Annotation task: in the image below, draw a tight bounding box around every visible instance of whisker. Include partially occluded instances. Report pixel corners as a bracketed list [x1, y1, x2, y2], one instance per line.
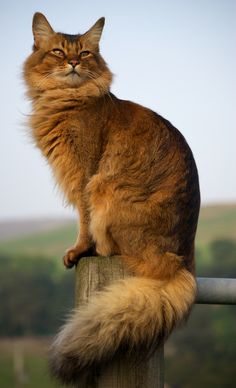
[36, 69, 67, 89]
[83, 69, 113, 102]
[35, 66, 113, 106]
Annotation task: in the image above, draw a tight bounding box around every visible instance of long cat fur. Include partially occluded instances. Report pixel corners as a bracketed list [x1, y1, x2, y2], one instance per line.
[24, 12, 200, 385]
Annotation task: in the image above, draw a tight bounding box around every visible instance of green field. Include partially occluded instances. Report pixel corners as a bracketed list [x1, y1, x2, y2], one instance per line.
[0, 223, 77, 260]
[0, 203, 236, 387]
[0, 338, 60, 388]
[196, 203, 236, 244]
[0, 203, 236, 260]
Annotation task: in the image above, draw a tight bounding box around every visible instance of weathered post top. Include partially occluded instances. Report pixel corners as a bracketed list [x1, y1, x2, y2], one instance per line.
[75, 256, 164, 388]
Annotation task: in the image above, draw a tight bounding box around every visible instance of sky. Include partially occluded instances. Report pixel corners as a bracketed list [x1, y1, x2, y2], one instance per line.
[0, 0, 235, 220]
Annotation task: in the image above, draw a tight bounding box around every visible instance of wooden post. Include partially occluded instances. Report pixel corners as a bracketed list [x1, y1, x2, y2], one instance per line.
[75, 256, 164, 388]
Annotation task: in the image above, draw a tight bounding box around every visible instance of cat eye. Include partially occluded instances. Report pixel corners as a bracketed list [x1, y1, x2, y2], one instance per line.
[51, 48, 65, 57]
[80, 51, 91, 58]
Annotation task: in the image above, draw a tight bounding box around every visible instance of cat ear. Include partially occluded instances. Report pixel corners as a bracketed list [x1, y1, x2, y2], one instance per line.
[32, 12, 54, 48]
[82, 17, 105, 48]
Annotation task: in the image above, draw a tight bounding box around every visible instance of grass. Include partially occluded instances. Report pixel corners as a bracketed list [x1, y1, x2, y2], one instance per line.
[0, 223, 77, 259]
[0, 338, 61, 388]
[196, 204, 236, 244]
[0, 204, 235, 262]
[0, 356, 59, 388]
[0, 203, 235, 386]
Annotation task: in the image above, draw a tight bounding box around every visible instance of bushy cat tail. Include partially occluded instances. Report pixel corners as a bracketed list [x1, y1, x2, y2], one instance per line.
[49, 267, 196, 385]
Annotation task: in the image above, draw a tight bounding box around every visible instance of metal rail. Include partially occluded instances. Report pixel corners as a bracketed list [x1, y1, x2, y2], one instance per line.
[196, 277, 236, 305]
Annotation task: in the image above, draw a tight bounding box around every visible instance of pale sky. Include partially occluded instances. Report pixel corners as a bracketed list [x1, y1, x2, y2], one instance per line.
[0, 0, 235, 220]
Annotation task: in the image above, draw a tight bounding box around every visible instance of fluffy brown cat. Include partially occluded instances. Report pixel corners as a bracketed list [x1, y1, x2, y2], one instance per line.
[24, 12, 200, 385]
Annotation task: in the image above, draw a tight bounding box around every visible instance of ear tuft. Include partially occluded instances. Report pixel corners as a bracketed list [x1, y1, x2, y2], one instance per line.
[83, 17, 105, 47]
[32, 12, 54, 47]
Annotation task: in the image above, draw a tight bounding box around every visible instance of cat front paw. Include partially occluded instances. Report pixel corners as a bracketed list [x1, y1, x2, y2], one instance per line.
[63, 248, 79, 268]
[63, 244, 97, 268]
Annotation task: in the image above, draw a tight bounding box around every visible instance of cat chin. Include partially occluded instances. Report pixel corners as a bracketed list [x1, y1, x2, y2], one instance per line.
[55, 73, 83, 87]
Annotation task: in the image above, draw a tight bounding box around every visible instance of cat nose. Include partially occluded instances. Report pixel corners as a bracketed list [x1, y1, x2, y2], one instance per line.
[69, 59, 79, 68]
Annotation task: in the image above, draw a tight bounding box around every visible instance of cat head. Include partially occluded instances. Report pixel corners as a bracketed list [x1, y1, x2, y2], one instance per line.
[24, 13, 112, 94]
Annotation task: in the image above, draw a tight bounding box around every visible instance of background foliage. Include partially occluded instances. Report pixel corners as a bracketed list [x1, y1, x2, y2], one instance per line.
[0, 204, 235, 387]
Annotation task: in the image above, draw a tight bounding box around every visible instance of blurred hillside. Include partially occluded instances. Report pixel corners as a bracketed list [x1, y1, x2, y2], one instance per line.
[0, 203, 236, 387]
[196, 203, 236, 244]
[0, 219, 76, 259]
[0, 218, 74, 243]
[0, 203, 236, 260]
